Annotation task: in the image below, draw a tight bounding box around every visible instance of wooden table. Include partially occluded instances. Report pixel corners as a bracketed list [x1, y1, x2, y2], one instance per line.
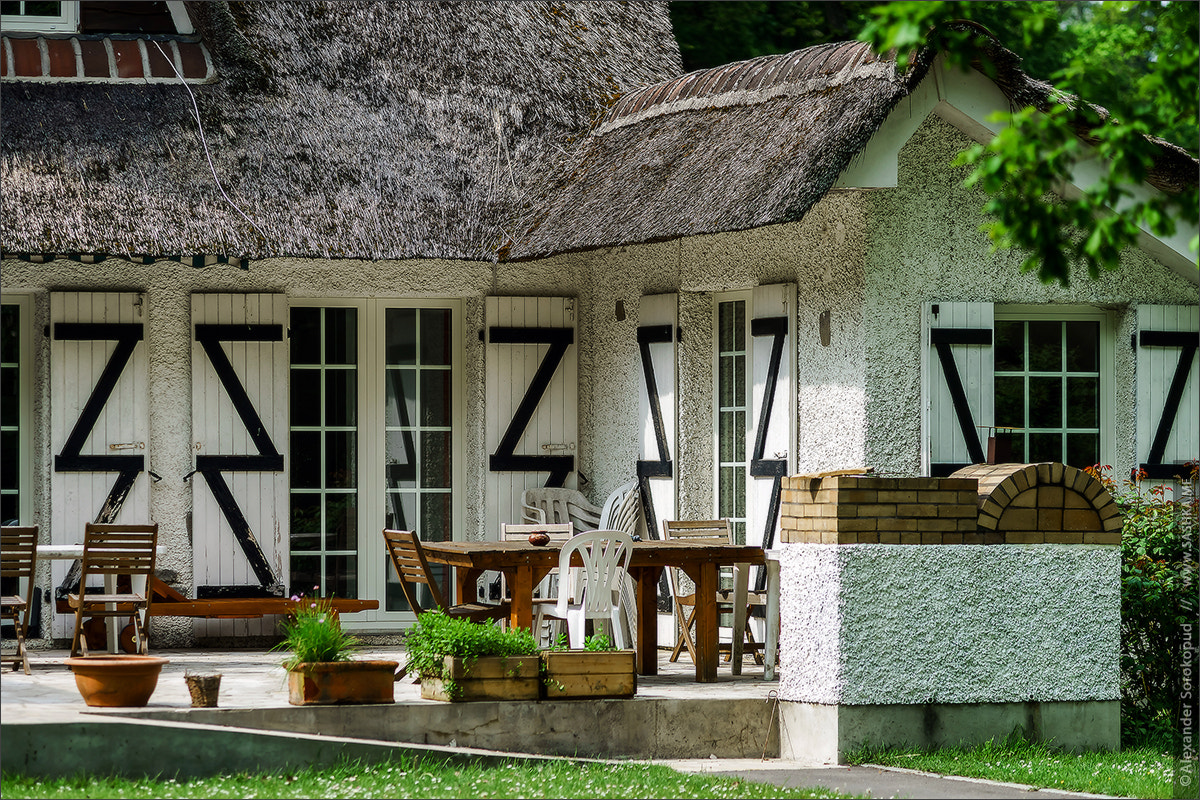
[420, 539, 766, 683]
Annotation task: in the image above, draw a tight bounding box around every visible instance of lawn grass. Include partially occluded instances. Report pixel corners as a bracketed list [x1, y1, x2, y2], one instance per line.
[0, 756, 855, 800]
[847, 737, 1185, 799]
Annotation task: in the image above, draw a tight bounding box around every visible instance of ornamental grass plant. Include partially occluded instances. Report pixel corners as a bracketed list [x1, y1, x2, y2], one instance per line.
[273, 593, 361, 671]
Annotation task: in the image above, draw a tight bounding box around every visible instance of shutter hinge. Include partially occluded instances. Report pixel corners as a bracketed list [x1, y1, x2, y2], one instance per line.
[1131, 333, 1137, 350]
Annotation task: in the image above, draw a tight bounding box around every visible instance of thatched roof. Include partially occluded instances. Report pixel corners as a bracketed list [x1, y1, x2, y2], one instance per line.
[505, 31, 1199, 261]
[0, 1, 681, 262]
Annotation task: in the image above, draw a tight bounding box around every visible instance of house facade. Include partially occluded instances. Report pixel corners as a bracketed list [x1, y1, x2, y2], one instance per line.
[3, 2, 1196, 650]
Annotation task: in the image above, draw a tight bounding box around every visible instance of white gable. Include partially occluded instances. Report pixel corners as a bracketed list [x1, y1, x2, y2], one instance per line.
[835, 54, 1198, 281]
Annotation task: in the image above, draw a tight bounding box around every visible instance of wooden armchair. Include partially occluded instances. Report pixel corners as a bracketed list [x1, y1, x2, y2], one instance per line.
[1, 525, 38, 674]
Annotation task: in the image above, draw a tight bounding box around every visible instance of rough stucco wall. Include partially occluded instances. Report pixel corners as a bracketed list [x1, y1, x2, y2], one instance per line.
[1, 254, 572, 643]
[778, 543, 1121, 705]
[864, 115, 1199, 477]
[574, 195, 873, 525]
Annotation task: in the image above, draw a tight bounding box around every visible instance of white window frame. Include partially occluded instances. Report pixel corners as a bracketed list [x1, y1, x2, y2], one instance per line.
[994, 304, 1114, 467]
[1, 1, 79, 33]
[1, 293, 33, 526]
[288, 298, 463, 629]
[711, 290, 752, 540]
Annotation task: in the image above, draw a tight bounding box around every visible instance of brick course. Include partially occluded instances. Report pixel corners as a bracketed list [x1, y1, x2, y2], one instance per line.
[780, 463, 1122, 546]
[780, 474, 978, 544]
[0, 35, 212, 83]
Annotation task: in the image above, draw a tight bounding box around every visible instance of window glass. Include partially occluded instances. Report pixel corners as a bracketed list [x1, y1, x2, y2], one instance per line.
[1028, 320, 1062, 371]
[993, 314, 1102, 468]
[1065, 321, 1099, 371]
[994, 320, 1024, 371]
[716, 300, 748, 542]
[1, 0, 77, 33]
[384, 307, 454, 612]
[289, 302, 457, 616]
[289, 306, 359, 597]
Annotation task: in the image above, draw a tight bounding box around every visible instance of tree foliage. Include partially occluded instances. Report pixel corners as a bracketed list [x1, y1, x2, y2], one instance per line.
[670, 1, 1200, 285]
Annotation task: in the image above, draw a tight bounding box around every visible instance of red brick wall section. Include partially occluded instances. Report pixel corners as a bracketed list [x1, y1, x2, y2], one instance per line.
[780, 463, 1121, 545]
[0, 36, 212, 82]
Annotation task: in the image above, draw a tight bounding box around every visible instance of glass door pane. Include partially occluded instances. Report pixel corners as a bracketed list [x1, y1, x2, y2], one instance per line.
[289, 307, 359, 599]
[384, 307, 453, 613]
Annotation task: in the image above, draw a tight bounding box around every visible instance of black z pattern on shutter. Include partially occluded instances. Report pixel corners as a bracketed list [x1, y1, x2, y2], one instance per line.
[193, 323, 284, 597]
[487, 327, 575, 488]
[53, 323, 145, 522]
[930, 327, 992, 476]
[635, 324, 674, 542]
[1138, 329, 1198, 480]
[750, 316, 788, 591]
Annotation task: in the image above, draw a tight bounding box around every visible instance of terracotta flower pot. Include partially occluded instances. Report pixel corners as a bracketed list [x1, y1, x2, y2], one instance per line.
[65, 654, 170, 707]
[286, 660, 399, 705]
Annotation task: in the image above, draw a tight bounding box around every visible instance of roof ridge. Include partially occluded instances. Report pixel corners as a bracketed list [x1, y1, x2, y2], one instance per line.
[597, 40, 889, 135]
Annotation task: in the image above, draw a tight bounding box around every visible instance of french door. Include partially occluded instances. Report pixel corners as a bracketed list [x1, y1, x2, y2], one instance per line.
[288, 299, 462, 628]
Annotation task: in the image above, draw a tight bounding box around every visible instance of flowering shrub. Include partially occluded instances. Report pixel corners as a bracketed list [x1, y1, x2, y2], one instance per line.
[273, 591, 361, 671]
[1087, 464, 1198, 749]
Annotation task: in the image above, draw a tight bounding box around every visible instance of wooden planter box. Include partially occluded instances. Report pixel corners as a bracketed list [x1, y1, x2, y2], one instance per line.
[420, 655, 540, 702]
[540, 650, 637, 699]
[287, 660, 398, 705]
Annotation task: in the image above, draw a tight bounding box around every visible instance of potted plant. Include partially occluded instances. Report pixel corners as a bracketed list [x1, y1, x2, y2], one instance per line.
[539, 633, 637, 699]
[275, 593, 398, 705]
[402, 611, 540, 701]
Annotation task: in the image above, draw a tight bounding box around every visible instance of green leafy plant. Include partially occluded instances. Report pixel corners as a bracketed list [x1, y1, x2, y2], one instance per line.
[584, 634, 617, 652]
[542, 632, 618, 652]
[402, 611, 538, 698]
[1086, 463, 1198, 750]
[272, 593, 361, 671]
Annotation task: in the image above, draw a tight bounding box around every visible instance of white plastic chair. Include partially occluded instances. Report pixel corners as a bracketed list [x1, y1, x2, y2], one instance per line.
[534, 529, 633, 649]
[598, 479, 642, 539]
[520, 487, 601, 533]
[597, 479, 642, 647]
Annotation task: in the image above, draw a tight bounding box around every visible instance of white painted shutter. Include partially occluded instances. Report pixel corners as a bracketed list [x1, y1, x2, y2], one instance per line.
[484, 297, 578, 541]
[191, 294, 288, 638]
[637, 294, 677, 539]
[922, 302, 994, 476]
[1136, 305, 1199, 480]
[50, 291, 149, 639]
[748, 284, 796, 555]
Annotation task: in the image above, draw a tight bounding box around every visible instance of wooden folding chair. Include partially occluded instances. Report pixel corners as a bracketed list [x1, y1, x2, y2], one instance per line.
[2, 526, 38, 674]
[382, 529, 510, 624]
[661, 519, 766, 665]
[69, 522, 158, 657]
